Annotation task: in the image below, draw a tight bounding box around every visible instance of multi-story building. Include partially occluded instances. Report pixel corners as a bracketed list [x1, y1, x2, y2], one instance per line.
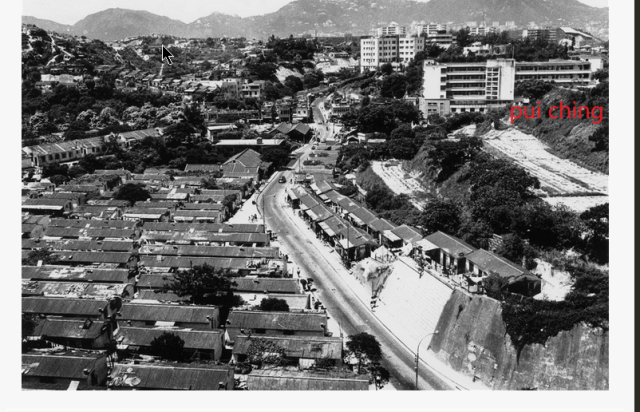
[376, 23, 406, 36]
[421, 58, 593, 115]
[514, 60, 592, 84]
[426, 31, 455, 49]
[413, 22, 448, 36]
[360, 34, 424, 72]
[360, 36, 398, 72]
[240, 81, 263, 99]
[398, 36, 425, 63]
[421, 58, 516, 115]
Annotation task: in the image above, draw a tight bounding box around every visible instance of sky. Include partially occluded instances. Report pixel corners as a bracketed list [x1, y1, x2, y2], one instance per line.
[22, 0, 609, 25]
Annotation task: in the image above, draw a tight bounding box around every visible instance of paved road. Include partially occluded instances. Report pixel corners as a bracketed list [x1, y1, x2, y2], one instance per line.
[258, 157, 452, 391]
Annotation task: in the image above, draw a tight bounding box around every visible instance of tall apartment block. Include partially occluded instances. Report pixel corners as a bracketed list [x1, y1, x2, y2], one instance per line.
[360, 35, 425, 73]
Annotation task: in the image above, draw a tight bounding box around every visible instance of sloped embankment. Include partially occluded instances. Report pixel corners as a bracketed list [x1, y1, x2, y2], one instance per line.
[428, 290, 609, 390]
[514, 89, 608, 174]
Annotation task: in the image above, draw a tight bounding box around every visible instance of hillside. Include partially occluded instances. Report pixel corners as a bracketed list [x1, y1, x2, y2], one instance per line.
[513, 87, 609, 174]
[22, 25, 146, 69]
[23, 0, 608, 40]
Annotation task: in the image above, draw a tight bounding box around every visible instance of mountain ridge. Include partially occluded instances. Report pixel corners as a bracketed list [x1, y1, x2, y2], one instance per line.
[23, 0, 608, 40]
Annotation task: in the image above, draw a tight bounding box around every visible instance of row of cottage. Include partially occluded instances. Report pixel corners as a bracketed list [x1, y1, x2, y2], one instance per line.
[22, 148, 370, 390]
[288, 175, 541, 297]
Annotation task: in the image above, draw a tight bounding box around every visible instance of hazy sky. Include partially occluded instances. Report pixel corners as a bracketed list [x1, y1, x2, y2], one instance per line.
[22, 0, 610, 25]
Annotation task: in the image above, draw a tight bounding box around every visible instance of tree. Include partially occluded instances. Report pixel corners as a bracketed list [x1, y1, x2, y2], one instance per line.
[379, 63, 393, 75]
[261, 146, 292, 170]
[22, 313, 38, 341]
[149, 332, 185, 361]
[390, 123, 415, 140]
[42, 162, 69, 179]
[22, 250, 59, 266]
[303, 71, 323, 89]
[579, 203, 609, 264]
[114, 183, 150, 205]
[284, 75, 304, 94]
[370, 363, 390, 390]
[514, 80, 555, 100]
[345, 332, 382, 373]
[244, 337, 288, 369]
[160, 263, 237, 305]
[483, 272, 511, 301]
[420, 199, 462, 235]
[259, 298, 290, 312]
[495, 233, 537, 270]
[381, 73, 408, 98]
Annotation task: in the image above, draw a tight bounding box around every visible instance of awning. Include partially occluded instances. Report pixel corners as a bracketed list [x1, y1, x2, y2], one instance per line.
[319, 222, 336, 237]
[286, 188, 299, 200]
[310, 183, 321, 194]
[305, 210, 319, 221]
[348, 213, 365, 226]
[383, 230, 401, 242]
[338, 238, 354, 249]
[319, 194, 330, 203]
[300, 204, 310, 211]
[415, 239, 439, 251]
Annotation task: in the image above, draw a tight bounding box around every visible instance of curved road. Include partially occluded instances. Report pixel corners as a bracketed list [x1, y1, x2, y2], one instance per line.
[258, 162, 453, 391]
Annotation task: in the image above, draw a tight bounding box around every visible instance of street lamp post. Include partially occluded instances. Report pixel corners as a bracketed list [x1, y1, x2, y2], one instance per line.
[415, 330, 439, 390]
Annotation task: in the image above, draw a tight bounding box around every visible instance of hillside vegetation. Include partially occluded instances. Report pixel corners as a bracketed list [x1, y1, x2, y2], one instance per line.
[513, 84, 609, 174]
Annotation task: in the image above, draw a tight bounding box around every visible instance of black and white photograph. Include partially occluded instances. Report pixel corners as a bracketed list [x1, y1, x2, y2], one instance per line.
[7, 0, 635, 410]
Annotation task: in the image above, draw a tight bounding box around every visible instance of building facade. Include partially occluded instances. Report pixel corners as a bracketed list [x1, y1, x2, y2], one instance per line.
[422, 58, 516, 114]
[360, 35, 424, 72]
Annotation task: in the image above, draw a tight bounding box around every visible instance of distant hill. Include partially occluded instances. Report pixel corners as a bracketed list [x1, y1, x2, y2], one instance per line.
[23, 0, 608, 40]
[23, 16, 73, 34]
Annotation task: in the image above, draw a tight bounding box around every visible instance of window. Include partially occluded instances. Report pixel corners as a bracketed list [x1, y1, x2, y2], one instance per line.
[283, 330, 294, 335]
[254, 328, 266, 334]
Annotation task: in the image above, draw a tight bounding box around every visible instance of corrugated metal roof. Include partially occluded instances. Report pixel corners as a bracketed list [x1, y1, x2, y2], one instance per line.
[421, 231, 476, 257]
[142, 231, 269, 245]
[119, 303, 218, 324]
[141, 222, 263, 233]
[109, 363, 232, 390]
[247, 370, 368, 390]
[53, 251, 132, 264]
[48, 219, 136, 229]
[22, 297, 109, 317]
[22, 353, 103, 379]
[116, 326, 222, 350]
[139, 245, 280, 259]
[233, 335, 342, 359]
[232, 278, 301, 294]
[22, 280, 133, 299]
[227, 310, 326, 332]
[22, 265, 131, 283]
[31, 318, 108, 340]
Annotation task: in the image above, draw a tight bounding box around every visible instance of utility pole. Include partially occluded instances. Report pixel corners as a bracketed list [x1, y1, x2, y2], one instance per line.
[415, 331, 439, 390]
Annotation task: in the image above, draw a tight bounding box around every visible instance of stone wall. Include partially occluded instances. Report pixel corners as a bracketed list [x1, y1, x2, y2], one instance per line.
[428, 290, 609, 390]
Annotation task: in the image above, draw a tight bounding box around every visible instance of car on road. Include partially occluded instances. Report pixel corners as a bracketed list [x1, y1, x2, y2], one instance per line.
[278, 176, 287, 183]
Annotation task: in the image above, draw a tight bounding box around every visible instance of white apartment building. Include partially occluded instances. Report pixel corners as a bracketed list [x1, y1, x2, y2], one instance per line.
[413, 22, 448, 36]
[360, 35, 424, 72]
[421, 58, 593, 115]
[398, 36, 425, 63]
[377, 23, 407, 36]
[421, 58, 516, 115]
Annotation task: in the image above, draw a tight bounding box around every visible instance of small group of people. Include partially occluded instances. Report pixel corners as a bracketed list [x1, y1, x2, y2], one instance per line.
[249, 214, 259, 222]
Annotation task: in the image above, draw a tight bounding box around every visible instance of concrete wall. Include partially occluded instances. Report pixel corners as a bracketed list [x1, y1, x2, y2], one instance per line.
[428, 290, 609, 390]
